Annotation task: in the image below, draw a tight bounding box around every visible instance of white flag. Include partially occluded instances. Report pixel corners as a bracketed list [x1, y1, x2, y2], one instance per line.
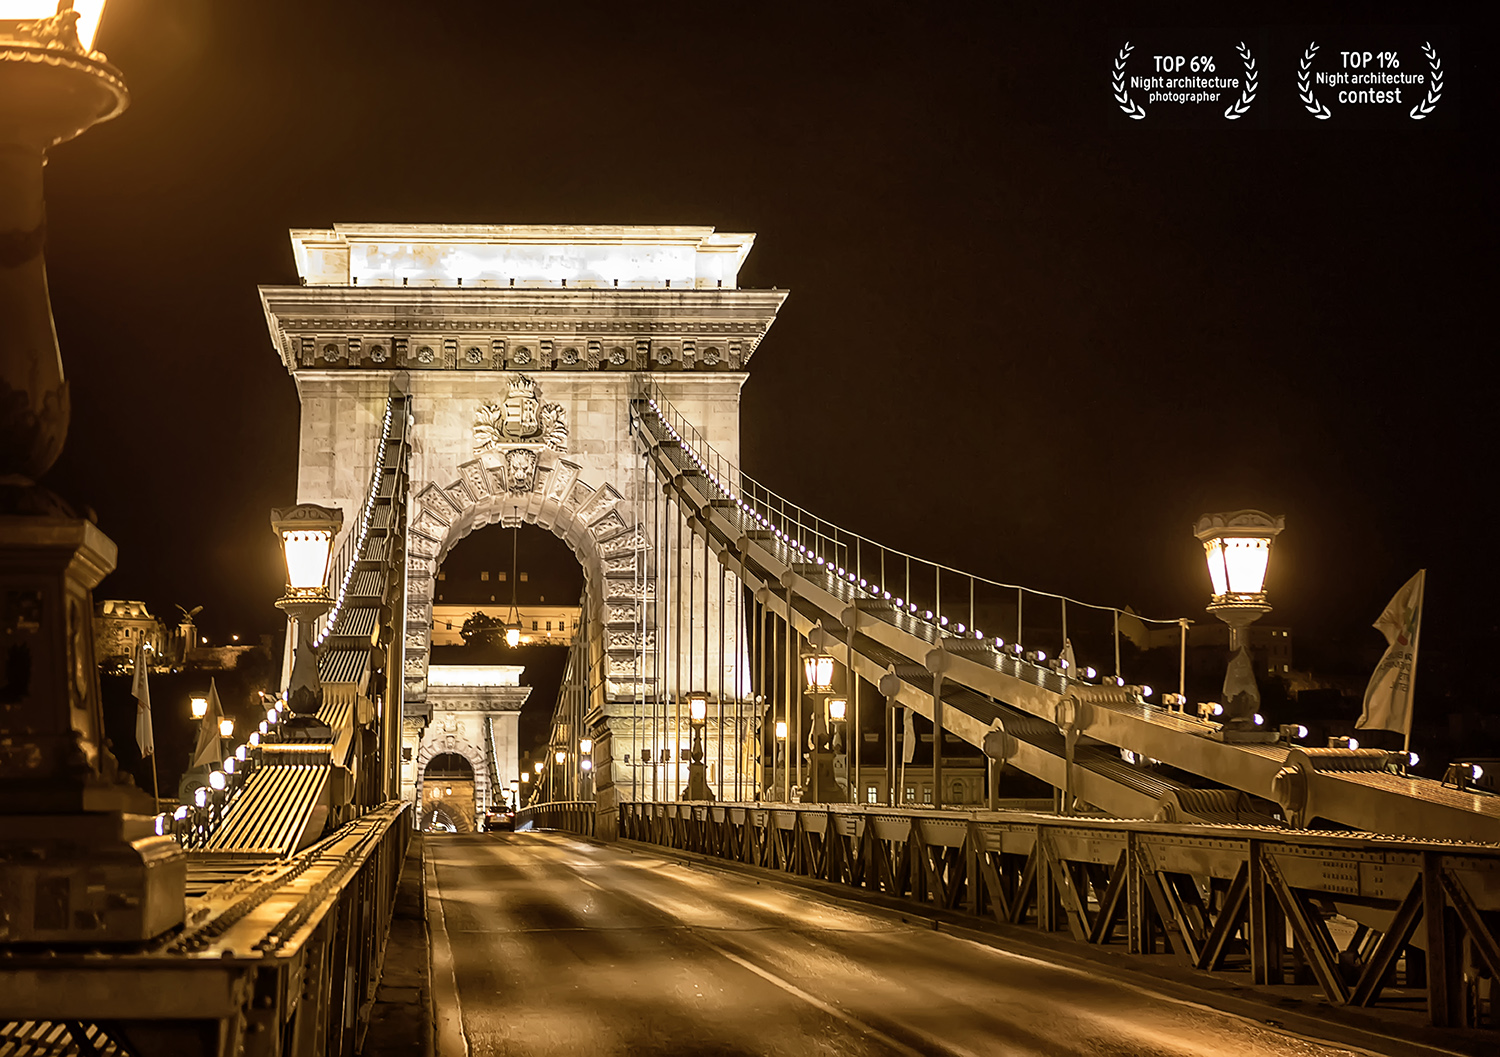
[192, 677, 225, 769]
[132, 644, 154, 758]
[902, 706, 916, 764]
[1356, 570, 1426, 738]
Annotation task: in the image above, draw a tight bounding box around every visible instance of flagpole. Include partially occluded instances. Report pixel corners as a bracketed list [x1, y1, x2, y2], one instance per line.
[1403, 569, 1427, 755]
[150, 753, 160, 810]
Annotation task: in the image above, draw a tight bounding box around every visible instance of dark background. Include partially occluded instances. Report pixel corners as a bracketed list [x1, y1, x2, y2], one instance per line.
[39, 3, 1492, 752]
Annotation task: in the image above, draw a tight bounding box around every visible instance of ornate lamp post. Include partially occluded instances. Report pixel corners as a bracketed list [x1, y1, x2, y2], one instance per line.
[272, 503, 343, 737]
[0, 3, 190, 944]
[828, 695, 848, 797]
[1194, 510, 1284, 742]
[801, 652, 845, 803]
[773, 719, 787, 801]
[683, 694, 714, 800]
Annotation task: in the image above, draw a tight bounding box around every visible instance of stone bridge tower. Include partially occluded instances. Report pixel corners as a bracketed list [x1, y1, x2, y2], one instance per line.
[260, 225, 786, 832]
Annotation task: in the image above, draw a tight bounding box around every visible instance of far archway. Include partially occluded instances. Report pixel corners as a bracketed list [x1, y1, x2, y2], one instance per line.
[421, 751, 475, 833]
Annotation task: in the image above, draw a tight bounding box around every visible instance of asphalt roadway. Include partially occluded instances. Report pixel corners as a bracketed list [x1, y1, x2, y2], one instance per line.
[426, 831, 1404, 1057]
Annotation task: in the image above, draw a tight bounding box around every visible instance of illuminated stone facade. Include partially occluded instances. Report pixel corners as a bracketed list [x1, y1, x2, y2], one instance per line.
[406, 664, 529, 827]
[93, 599, 165, 664]
[262, 225, 787, 836]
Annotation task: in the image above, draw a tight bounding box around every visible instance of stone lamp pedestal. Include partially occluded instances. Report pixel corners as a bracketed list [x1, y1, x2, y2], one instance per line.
[0, 518, 185, 943]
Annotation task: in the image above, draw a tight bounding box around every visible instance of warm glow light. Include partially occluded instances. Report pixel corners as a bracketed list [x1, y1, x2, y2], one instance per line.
[282, 529, 334, 591]
[522, 772, 530, 782]
[581, 759, 593, 772]
[580, 738, 592, 754]
[505, 626, 521, 648]
[775, 720, 788, 740]
[803, 654, 835, 693]
[266, 708, 278, 724]
[1204, 537, 1271, 597]
[534, 761, 543, 774]
[0, 2, 107, 52]
[190, 696, 208, 719]
[194, 787, 207, 807]
[249, 732, 260, 746]
[554, 750, 566, 764]
[224, 758, 235, 774]
[235, 745, 247, 761]
[208, 770, 226, 791]
[828, 697, 847, 721]
[689, 696, 707, 722]
[218, 717, 234, 738]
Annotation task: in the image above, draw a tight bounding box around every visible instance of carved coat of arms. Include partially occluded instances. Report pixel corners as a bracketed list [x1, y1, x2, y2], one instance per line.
[473, 375, 568, 493]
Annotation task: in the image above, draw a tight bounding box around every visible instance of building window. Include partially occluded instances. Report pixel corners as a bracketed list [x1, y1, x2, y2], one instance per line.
[532, 620, 539, 630]
[438, 572, 446, 581]
[922, 785, 933, 805]
[546, 621, 552, 631]
[498, 571, 507, 581]
[951, 781, 963, 803]
[904, 785, 915, 804]
[520, 572, 528, 582]
[866, 785, 878, 804]
[480, 571, 490, 582]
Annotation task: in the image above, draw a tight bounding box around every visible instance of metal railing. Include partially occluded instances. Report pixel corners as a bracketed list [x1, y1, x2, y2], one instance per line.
[620, 799, 1500, 1030]
[317, 395, 400, 647]
[516, 801, 596, 837]
[635, 378, 1190, 697]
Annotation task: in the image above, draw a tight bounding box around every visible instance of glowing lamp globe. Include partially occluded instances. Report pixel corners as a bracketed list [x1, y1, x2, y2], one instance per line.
[505, 624, 521, 648]
[775, 720, 788, 740]
[580, 738, 592, 754]
[689, 695, 708, 722]
[581, 758, 592, 772]
[271, 504, 344, 596]
[828, 697, 847, 721]
[190, 696, 208, 719]
[534, 761, 543, 774]
[208, 769, 226, 791]
[554, 749, 566, 764]
[218, 717, 233, 739]
[1193, 511, 1284, 607]
[0, 1, 110, 52]
[803, 653, 835, 693]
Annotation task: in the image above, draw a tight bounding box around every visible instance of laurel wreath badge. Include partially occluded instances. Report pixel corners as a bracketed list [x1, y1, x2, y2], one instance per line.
[1298, 42, 1330, 119]
[1223, 42, 1257, 119]
[1409, 42, 1443, 119]
[1113, 43, 1146, 120]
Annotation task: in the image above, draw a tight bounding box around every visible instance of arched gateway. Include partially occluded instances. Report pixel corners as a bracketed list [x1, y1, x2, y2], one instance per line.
[260, 225, 787, 835]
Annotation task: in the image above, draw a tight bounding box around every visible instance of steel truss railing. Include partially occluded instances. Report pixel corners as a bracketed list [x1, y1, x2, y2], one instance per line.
[0, 803, 412, 1057]
[516, 801, 596, 837]
[620, 800, 1500, 1030]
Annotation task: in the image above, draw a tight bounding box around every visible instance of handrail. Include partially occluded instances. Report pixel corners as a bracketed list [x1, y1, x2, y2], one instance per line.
[316, 395, 401, 647]
[634, 377, 1192, 692]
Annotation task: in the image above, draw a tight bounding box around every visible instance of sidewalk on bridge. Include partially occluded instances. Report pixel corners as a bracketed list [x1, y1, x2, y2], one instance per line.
[362, 832, 432, 1057]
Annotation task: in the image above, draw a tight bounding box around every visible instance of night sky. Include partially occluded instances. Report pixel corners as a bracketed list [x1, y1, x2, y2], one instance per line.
[39, 3, 1489, 712]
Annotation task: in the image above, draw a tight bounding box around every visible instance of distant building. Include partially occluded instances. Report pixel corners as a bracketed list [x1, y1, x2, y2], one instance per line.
[431, 526, 584, 647]
[94, 600, 166, 665]
[1120, 611, 1294, 680]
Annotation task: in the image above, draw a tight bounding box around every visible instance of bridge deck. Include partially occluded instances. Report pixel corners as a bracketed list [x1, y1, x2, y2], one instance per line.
[426, 828, 1462, 1056]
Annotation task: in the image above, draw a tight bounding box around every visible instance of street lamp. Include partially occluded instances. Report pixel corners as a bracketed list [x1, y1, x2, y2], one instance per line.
[191, 696, 208, 720]
[803, 654, 835, 693]
[218, 717, 234, 739]
[1194, 510, 1284, 742]
[684, 694, 713, 800]
[801, 653, 844, 803]
[773, 719, 787, 801]
[272, 503, 343, 734]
